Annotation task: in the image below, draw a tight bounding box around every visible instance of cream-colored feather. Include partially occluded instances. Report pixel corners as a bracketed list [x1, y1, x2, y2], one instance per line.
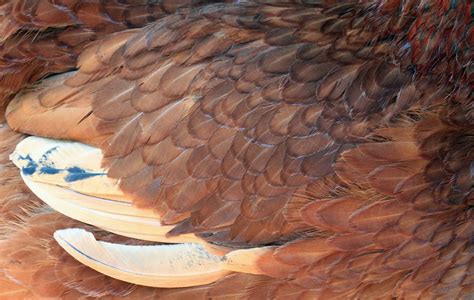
[54, 228, 231, 288]
[10, 136, 124, 200]
[54, 228, 270, 288]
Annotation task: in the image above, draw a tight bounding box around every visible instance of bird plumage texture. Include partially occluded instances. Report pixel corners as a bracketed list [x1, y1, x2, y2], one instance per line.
[0, 0, 473, 298]
[0, 0, 225, 119]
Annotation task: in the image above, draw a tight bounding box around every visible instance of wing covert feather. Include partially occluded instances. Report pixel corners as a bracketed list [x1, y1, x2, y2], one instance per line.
[4, 1, 472, 298]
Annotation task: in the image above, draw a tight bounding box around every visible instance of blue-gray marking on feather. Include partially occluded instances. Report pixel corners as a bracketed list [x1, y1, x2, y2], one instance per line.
[39, 166, 61, 175]
[64, 167, 105, 182]
[39, 146, 59, 166]
[17, 148, 105, 182]
[19, 154, 38, 175]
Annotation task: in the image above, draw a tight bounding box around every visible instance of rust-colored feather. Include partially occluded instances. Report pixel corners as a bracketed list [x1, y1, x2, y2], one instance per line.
[1, 0, 472, 298]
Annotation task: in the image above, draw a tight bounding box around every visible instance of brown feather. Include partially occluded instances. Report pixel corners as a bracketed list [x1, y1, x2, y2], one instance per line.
[2, 1, 472, 297]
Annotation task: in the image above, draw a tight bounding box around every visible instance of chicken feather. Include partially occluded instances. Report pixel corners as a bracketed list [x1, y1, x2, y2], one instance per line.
[1, 0, 472, 298]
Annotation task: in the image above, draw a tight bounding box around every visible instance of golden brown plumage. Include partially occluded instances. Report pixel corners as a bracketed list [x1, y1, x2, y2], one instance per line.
[1, 0, 473, 298]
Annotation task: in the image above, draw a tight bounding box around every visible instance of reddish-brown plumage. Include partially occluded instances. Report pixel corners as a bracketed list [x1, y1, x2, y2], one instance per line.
[0, 0, 228, 116]
[374, 0, 473, 88]
[1, 0, 473, 298]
